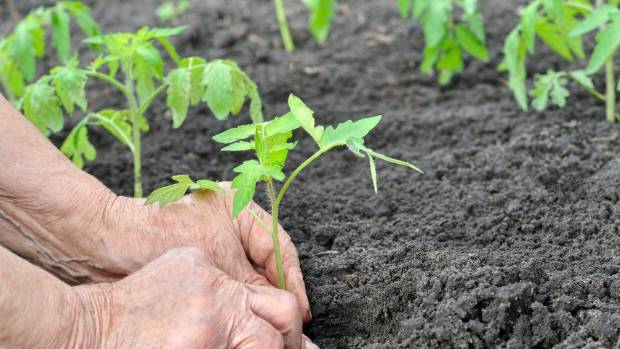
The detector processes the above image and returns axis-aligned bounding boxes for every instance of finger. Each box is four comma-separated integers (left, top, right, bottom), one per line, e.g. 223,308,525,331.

233,315,285,349
245,284,303,349
303,335,320,349
238,201,312,322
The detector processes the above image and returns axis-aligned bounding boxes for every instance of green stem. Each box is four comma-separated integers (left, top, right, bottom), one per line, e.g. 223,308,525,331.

273,0,295,52
137,83,167,116
606,57,616,122
274,149,326,208
263,149,327,289
125,70,143,198
267,179,286,289
85,71,130,98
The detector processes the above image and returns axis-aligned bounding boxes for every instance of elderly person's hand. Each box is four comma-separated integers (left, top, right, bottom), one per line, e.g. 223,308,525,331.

0,93,313,343
0,243,317,348
101,185,312,323
75,247,316,348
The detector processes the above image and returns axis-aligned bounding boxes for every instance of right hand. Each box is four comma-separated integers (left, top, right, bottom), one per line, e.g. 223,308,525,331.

74,247,318,349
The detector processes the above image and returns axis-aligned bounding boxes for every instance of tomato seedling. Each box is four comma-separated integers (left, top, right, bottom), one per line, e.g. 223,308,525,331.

156,0,190,23
502,0,620,122
398,0,489,85
146,94,423,289
22,26,263,197
0,1,99,104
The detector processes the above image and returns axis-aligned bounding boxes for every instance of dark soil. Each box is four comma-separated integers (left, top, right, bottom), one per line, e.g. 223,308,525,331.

4,0,620,347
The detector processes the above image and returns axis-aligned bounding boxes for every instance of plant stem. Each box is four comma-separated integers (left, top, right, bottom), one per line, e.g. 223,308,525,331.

85,71,131,97
273,0,295,52
264,149,327,288
274,149,326,208
125,70,143,198
606,57,616,122
267,179,286,289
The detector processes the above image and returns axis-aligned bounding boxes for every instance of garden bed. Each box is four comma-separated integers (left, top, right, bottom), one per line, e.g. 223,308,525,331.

5,0,620,347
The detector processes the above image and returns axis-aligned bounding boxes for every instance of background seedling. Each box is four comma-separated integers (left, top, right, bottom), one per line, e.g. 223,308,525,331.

398,0,489,85
146,94,423,289
0,1,99,104
23,26,263,197
502,0,620,122
156,0,190,23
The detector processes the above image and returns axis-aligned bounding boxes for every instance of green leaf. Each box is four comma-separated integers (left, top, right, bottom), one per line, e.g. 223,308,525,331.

166,68,191,128
11,19,44,80
50,6,71,62
213,124,257,144
455,25,489,61
221,141,255,151
22,79,64,134
503,27,528,110
305,0,335,43
190,179,224,192
231,160,266,218
288,94,323,145
149,26,188,38
60,122,96,168
586,16,620,74
413,0,431,18
569,4,617,37
397,0,412,18
156,2,176,22
265,112,301,136
51,63,88,114
93,109,133,147
64,1,101,41
203,60,232,120
365,148,423,173
368,152,378,193
530,70,570,111
520,2,538,53
422,0,450,48
320,115,382,149
145,174,193,208
535,18,574,61
180,57,207,106
569,70,594,90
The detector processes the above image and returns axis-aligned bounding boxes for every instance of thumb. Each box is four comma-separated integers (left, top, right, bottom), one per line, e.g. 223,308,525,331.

245,284,303,349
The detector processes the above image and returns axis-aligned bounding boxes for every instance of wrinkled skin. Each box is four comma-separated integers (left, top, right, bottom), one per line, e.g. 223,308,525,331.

105,183,312,323
75,248,316,349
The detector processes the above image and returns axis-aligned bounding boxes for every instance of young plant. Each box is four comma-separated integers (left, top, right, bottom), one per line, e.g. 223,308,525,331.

531,0,620,121
156,0,190,23
22,26,263,197
303,0,337,44
145,94,423,289
501,0,620,122
397,0,489,85
273,0,337,51
0,1,99,104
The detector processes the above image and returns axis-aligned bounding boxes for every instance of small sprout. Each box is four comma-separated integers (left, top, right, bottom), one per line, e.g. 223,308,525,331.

398,0,489,85
503,0,620,122
146,94,423,289
156,0,190,23
22,26,263,197
0,1,100,104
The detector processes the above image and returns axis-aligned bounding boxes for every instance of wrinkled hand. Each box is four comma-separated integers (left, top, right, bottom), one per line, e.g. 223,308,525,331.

104,183,311,323
74,247,317,349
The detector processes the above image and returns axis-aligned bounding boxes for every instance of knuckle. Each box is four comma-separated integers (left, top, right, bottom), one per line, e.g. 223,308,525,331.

279,292,300,318
163,247,208,270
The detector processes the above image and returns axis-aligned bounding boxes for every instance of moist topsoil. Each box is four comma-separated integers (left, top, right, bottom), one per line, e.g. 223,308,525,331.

4,0,620,347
